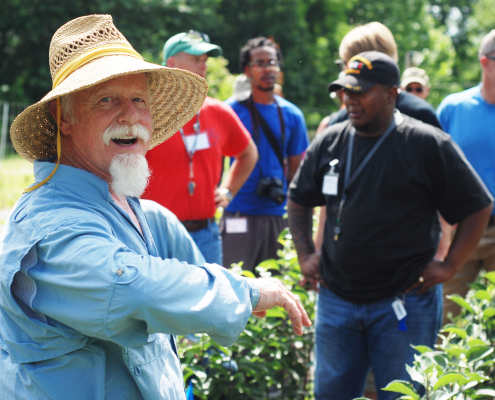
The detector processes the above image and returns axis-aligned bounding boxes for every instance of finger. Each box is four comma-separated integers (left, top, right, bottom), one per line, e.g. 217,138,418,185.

294,295,312,327
418,280,433,295
310,279,319,292
405,281,421,293
252,311,266,318
282,293,305,336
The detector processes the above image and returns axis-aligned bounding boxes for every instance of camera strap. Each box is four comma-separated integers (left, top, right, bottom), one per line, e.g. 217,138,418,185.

239,95,285,172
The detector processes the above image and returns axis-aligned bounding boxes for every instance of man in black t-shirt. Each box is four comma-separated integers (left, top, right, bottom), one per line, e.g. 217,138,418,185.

288,51,493,400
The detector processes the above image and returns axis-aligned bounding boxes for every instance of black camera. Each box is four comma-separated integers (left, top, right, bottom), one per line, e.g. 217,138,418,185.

256,177,286,205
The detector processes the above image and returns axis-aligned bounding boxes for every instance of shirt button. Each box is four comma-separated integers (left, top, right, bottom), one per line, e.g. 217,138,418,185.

116,268,124,276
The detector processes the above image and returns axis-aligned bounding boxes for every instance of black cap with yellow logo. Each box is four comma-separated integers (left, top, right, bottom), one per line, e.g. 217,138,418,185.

328,51,400,93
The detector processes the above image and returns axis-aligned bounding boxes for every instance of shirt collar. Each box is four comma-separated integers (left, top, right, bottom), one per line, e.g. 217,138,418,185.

33,161,111,201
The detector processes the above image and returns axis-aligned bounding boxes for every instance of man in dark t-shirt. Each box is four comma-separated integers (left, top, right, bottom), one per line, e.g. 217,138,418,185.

288,51,493,400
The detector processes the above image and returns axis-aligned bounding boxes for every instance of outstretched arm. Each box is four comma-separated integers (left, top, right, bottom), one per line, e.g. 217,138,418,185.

253,278,312,335
288,199,321,291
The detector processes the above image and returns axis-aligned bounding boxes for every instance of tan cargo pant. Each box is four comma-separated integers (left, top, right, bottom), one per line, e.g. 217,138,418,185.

443,223,495,324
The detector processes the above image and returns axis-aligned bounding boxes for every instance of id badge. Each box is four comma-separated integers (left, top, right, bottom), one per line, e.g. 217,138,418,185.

391,298,407,320
322,173,338,196
322,159,339,196
226,217,248,233
185,132,210,152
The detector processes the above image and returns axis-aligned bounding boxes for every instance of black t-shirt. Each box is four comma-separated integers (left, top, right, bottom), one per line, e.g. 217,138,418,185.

289,114,492,303
329,91,443,129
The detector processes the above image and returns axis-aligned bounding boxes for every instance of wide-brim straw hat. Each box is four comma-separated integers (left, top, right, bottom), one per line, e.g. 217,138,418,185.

10,14,208,162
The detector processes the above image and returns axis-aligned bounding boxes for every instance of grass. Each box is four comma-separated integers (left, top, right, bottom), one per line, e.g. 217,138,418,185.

0,153,34,211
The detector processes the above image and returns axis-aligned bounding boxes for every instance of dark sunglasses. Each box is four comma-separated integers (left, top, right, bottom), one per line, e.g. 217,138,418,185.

406,86,424,93
487,55,495,61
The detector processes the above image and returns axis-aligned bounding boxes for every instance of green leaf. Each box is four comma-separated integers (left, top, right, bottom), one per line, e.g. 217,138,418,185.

483,271,495,284
466,345,494,362
265,307,286,319
433,354,448,369
483,307,495,319
475,389,495,397
468,338,488,347
240,270,256,279
433,372,468,390
406,364,426,385
446,294,474,313
382,381,419,399
442,326,467,339
411,344,434,354
474,290,492,301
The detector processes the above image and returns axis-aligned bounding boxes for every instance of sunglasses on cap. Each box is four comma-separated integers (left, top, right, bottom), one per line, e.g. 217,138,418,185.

167,30,210,58
406,86,424,93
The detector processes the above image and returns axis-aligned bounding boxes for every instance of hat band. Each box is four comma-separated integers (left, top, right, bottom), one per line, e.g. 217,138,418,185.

52,45,144,89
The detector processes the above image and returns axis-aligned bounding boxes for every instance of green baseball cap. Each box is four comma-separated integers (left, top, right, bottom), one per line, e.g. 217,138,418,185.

162,31,222,65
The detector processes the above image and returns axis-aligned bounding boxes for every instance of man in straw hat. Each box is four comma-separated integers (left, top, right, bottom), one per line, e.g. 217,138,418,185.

143,31,257,266
288,51,492,399
0,15,310,399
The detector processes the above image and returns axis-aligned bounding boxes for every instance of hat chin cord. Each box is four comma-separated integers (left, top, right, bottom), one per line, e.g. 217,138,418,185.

22,45,144,193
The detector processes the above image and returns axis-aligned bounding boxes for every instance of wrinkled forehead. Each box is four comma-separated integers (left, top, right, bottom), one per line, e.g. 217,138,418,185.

74,73,150,103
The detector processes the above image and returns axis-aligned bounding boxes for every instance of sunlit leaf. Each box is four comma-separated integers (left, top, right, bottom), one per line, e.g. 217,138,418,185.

475,389,495,396
483,307,495,319
483,271,495,284
466,345,493,362
442,326,467,339
382,381,419,399
446,294,474,313
474,290,491,301
411,344,434,354
433,372,468,390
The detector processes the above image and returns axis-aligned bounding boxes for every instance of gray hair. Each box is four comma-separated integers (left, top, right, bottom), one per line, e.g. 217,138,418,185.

60,92,78,124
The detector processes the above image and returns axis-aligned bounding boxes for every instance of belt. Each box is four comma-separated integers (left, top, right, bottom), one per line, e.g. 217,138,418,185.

489,215,495,227
182,218,215,232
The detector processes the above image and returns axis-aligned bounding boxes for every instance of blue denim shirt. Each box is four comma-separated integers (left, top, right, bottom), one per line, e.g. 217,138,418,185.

0,162,259,399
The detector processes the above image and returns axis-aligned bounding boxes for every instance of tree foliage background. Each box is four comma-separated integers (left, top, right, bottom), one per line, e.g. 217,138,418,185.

0,0,492,125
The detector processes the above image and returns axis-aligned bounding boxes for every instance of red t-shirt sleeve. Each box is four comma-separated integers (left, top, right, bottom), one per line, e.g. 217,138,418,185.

214,100,251,157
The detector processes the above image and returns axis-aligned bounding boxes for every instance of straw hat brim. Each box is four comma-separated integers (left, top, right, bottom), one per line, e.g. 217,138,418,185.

10,54,208,162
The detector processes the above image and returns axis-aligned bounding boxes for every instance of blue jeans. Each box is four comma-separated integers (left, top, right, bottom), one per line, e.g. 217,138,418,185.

315,284,443,400
188,221,223,265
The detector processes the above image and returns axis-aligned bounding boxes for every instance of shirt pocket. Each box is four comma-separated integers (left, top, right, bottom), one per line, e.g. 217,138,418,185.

124,333,185,400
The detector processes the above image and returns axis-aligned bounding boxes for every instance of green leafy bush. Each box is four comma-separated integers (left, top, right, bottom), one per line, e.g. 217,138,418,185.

178,229,316,399
382,271,495,400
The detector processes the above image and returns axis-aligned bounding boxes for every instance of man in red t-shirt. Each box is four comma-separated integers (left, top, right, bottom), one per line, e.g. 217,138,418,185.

143,31,258,265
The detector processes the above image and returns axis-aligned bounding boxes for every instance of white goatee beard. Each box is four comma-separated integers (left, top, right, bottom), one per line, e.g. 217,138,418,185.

103,123,152,198
109,153,151,198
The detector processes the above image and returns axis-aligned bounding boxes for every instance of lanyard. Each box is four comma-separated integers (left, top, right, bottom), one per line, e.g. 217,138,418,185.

247,95,286,177
179,111,200,196
333,119,396,241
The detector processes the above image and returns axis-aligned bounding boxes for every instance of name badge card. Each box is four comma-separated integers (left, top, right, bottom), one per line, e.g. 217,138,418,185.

226,217,248,234
322,174,338,196
391,298,407,320
185,132,210,153
322,159,339,196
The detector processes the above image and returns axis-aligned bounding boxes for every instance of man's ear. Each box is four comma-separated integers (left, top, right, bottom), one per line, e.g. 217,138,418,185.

48,99,71,135
243,65,251,78
166,57,176,68
387,85,399,104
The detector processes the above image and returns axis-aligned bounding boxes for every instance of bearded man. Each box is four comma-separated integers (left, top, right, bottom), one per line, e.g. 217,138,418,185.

0,15,310,400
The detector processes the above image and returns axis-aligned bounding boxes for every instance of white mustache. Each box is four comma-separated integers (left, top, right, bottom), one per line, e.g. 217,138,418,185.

102,123,151,146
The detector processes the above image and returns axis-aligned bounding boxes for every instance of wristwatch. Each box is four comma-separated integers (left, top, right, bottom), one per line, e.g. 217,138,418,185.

218,187,234,202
